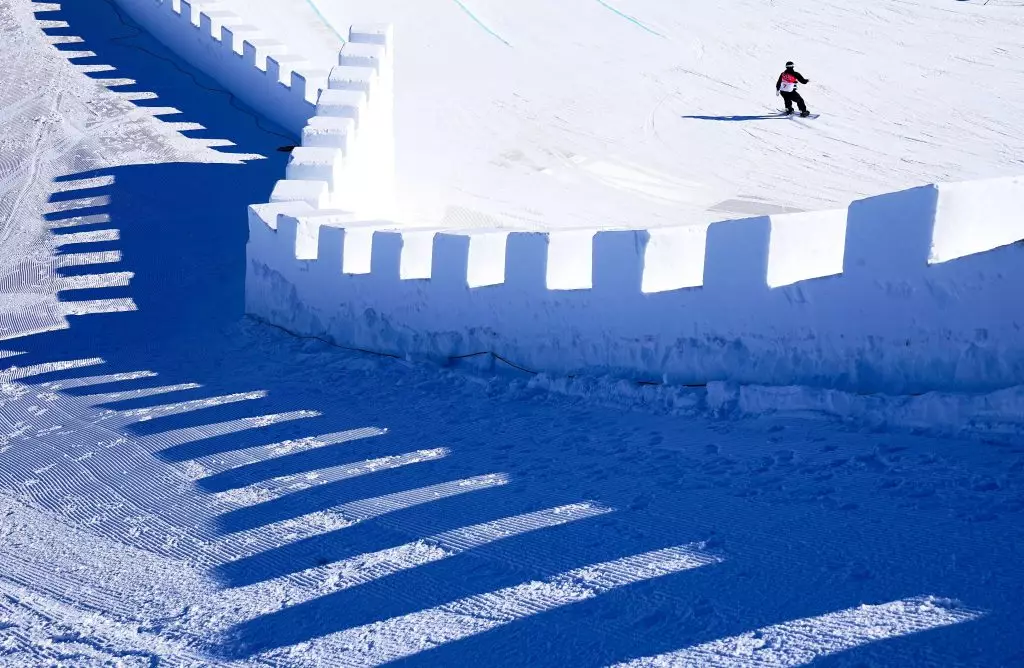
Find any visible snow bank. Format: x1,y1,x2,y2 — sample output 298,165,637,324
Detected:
110,0,329,134
247,168,1024,395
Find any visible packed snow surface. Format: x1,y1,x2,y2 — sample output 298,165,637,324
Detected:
2,0,1024,665
240,0,1024,229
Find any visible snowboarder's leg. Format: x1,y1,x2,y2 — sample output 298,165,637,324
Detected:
792,92,808,114
780,91,795,113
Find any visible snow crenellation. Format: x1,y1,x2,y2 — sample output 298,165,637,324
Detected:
111,0,330,134
249,161,1024,395
271,24,396,218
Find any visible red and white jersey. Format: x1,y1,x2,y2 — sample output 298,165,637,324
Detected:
779,73,798,92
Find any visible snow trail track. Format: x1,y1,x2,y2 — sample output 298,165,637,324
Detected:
1,0,1024,665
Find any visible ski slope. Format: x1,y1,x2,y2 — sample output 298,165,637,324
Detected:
242,0,1024,229
1,0,1024,665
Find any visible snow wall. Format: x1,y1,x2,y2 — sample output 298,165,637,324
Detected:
110,0,328,135
250,180,1024,396
226,31,1024,396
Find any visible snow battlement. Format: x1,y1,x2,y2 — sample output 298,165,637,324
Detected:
269,25,396,218
110,0,332,134
236,19,1024,397
247,175,1024,395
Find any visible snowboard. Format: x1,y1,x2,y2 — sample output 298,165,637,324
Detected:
777,110,819,119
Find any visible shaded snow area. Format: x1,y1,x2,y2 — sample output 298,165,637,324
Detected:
1,0,1024,666
244,0,1024,230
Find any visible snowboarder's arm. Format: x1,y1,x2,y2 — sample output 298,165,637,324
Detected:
795,72,809,84
775,73,783,90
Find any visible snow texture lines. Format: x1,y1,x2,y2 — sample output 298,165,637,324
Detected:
451,0,512,47
593,0,664,37
301,544,718,665
616,596,984,667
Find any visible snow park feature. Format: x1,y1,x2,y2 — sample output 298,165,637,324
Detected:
2,0,1024,665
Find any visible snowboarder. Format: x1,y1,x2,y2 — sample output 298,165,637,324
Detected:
776,61,811,117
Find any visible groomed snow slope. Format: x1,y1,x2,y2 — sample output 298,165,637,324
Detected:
3,1,1024,665
242,0,1024,230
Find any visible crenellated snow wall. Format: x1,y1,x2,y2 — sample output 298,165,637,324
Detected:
225,26,1024,396
110,0,330,135
248,166,1024,395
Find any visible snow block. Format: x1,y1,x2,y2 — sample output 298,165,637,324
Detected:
199,10,236,40
315,224,346,278
270,180,329,209
340,220,398,275
466,231,509,289
349,24,394,49
285,147,343,191
370,231,404,282
766,209,847,288
547,230,595,291
243,38,288,71
338,42,387,71
277,210,354,261
432,233,472,288
110,0,322,134
316,89,368,125
505,233,549,293
301,116,355,151
329,66,377,96
703,216,771,295
843,185,937,278
641,225,707,293
932,176,1024,263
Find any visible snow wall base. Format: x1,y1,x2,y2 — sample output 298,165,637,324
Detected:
246,176,1024,397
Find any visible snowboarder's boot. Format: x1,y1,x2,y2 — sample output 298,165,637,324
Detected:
783,109,794,115
800,110,810,117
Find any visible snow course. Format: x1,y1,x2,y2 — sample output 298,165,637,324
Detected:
103,0,1024,396
2,0,1024,664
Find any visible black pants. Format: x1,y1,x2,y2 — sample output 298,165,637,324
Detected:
780,90,807,113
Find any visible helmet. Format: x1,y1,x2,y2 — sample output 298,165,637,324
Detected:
785,61,794,68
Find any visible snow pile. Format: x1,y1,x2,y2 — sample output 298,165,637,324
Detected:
110,0,330,134
247,174,1024,396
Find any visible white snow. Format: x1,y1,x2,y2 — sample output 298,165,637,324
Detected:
2,0,1024,665
233,0,1024,230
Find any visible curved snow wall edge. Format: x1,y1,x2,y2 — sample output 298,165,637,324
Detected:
110,0,329,135
247,176,1024,396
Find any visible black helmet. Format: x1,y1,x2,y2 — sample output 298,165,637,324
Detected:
785,61,794,68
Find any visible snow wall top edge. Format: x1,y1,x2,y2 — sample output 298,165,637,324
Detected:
110,0,333,135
